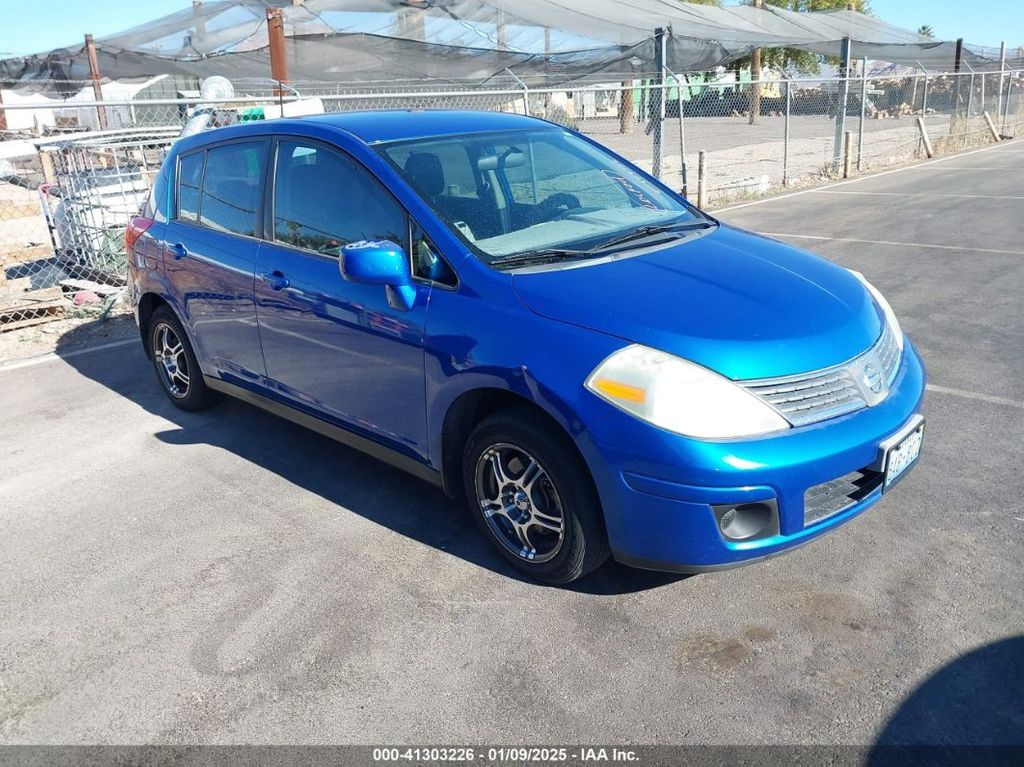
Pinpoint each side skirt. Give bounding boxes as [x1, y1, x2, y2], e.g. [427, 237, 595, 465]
[204, 375, 443, 489]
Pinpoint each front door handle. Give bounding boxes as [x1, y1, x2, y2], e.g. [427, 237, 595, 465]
[258, 270, 290, 291]
[171, 242, 188, 260]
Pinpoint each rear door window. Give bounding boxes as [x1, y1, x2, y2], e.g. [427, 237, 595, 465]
[198, 141, 267, 237]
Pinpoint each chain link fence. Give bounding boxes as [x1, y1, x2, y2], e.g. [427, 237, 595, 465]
[0, 68, 1021, 340]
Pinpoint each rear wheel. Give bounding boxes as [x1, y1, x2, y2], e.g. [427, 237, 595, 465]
[148, 306, 218, 412]
[462, 409, 609, 584]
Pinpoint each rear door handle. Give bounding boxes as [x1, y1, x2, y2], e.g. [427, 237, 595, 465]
[171, 242, 188, 260]
[258, 270, 290, 291]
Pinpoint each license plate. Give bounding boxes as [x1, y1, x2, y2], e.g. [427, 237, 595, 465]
[883, 421, 924, 489]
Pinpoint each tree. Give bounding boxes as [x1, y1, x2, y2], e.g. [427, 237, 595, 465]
[918, 25, 934, 38]
[741, 0, 874, 76]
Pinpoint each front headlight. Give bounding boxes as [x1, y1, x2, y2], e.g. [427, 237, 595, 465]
[849, 270, 904, 352]
[585, 345, 790, 439]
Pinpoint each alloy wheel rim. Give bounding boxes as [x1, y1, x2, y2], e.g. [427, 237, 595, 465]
[474, 443, 565, 563]
[154, 323, 190, 398]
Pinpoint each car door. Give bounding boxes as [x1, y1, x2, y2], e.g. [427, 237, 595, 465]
[163, 140, 268, 382]
[253, 137, 432, 459]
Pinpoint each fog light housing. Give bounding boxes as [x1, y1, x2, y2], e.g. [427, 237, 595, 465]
[713, 500, 780, 542]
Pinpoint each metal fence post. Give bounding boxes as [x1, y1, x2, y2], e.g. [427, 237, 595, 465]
[1002, 69, 1015, 134]
[666, 67, 687, 195]
[505, 68, 530, 116]
[857, 58, 867, 171]
[920, 65, 930, 116]
[783, 76, 791, 186]
[651, 27, 666, 180]
[966, 64, 975, 119]
[697, 150, 707, 209]
[996, 42, 1006, 119]
[832, 37, 852, 171]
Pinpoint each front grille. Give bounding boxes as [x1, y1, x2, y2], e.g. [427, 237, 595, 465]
[740, 322, 902, 428]
[740, 366, 866, 427]
[876, 321, 901, 385]
[804, 468, 883, 525]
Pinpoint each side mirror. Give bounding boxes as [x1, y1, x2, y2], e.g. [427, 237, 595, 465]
[340, 240, 416, 311]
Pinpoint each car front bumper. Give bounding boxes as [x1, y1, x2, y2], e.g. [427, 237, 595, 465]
[578, 341, 927, 572]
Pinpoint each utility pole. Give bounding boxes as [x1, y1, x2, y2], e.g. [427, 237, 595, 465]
[749, 0, 763, 125]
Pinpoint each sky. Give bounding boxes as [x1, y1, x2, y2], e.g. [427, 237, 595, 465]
[0, 0, 1020, 57]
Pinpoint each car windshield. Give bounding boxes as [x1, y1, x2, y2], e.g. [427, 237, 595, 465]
[377, 128, 704, 265]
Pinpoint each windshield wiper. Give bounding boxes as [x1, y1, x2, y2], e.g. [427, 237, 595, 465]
[490, 220, 715, 270]
[490, 248, 589, 269]
[588, 220, 714, 254]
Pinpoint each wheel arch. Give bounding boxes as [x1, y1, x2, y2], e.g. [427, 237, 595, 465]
[137, 293, 190, 360]
[439, 386, 597, 501]
[137, 293, 171, 358]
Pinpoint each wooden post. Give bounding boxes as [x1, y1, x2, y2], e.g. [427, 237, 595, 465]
[0, 88, 7, 132]
[619, 83, 634, 134]
[843, 131, 852, 177]
[916, 117, 934, 157]
[267, 7, 289, 90]
[84, 34, 108, 130]
[697, 150, 707, 209]
[983, 110, 1001, 141]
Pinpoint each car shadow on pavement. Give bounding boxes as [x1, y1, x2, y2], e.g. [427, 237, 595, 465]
[56, 325, 686, 595]
[868, 635, 1024, 763]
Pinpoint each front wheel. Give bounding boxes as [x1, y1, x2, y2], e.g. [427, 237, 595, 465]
[462, 409, 609, 584]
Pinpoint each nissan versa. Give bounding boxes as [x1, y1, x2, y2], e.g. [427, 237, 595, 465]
[126, 110, 925, 584]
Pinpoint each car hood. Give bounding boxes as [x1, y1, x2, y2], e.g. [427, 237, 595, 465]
[511, 224, 882, 380]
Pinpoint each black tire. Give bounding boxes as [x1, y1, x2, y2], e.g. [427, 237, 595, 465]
[147, 306, 218, 412]
[462, 407, 609, 584]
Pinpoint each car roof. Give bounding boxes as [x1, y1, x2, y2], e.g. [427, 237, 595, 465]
[304, 109, 550, 144]
[173, 110, 554, 155]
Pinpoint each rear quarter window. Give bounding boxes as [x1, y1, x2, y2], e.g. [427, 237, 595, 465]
[177, 151, 203, 222]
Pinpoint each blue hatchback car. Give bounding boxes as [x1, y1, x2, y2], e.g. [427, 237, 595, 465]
[126, 110, 925, 584]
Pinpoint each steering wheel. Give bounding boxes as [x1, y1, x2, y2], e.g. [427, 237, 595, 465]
[539, 192, 582, 220]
